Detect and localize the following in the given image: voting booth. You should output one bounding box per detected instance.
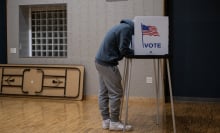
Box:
[133,16,169,55]
[122,16,176,133]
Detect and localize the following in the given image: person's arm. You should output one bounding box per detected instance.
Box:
[119,27,134,56]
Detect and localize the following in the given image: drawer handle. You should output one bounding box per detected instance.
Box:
[52,79,63,86]
[5,76,15,85]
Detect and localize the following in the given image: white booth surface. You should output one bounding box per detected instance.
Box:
[0,64,84,100]
[134,16,169,56]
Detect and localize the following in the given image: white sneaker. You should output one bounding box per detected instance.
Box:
[109,121,133,131]
[102,119,110,129]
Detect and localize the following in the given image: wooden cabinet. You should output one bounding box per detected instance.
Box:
[0,64,84,100]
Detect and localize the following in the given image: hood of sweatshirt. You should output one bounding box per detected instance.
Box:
[120,19,134,34]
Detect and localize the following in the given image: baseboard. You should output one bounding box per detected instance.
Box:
[172,96,220,103]
[85,95,164,104]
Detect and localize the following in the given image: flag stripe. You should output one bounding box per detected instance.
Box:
[141,24,159,36]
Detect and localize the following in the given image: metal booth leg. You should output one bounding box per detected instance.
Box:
[166,58,176,133]
[120,58,129,120]
[154,59,160,125]
[123,58,132,132]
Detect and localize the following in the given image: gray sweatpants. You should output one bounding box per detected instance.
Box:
[95,62,123,122]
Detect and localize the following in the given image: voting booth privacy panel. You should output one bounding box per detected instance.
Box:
[123,16,176,133]
[133,16,169,56]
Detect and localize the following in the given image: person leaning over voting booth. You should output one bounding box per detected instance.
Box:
[95,19,134,131]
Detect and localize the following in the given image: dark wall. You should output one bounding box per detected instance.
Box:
[0,0,7,64]
[168,0,220,98]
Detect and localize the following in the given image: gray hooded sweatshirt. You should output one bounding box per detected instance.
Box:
[95,19,134,66]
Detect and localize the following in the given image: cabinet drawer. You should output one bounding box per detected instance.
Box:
[43,77,65,87]
[42,68,66,76]
[3,68,26,75]
[2,87,23,94]
[2,76,22,86]
[41,89,64,96]
[66,69,80,97]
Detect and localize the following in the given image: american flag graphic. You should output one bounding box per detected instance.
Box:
[141,23,160,36]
